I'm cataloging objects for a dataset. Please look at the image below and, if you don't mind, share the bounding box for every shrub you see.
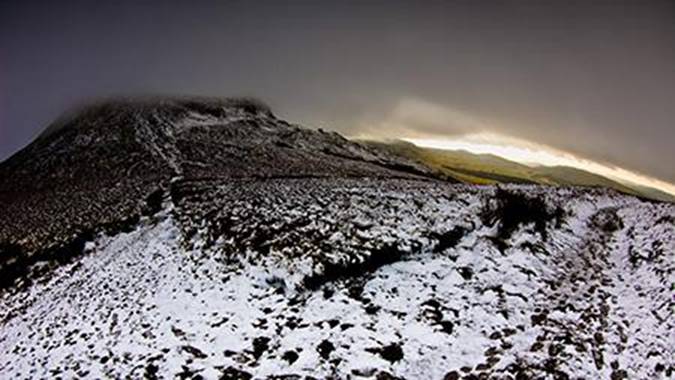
[481,188,559,241]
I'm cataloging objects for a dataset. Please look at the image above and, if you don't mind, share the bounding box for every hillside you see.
[0,98,673,379]
[0,98,434,288]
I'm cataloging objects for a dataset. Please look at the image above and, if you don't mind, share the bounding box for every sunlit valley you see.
[361,135,675,202]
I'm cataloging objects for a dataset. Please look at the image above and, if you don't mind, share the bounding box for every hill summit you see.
[0,97,433,285]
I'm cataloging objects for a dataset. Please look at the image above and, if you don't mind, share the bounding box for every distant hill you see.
[364,140,675,203]
[628,184,675,203]
[530,166,638,195]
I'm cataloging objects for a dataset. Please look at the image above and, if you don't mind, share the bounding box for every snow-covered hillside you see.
[0,97,432,283]
[1,179,672,379]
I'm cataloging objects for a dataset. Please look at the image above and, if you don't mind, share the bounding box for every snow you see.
[0,180,673,379]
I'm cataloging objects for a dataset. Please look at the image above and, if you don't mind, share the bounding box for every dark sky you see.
[1,0,674,182]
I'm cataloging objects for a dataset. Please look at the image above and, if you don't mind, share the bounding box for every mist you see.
[1,0,674,182]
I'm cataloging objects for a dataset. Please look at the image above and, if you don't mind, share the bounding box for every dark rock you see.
[610,369,628,380]
[316,340,335,360]
[252,336,271,359]
[431,226,466,253]
[375,371,405,380]
[351,368,377,377]
[365,304,381,315]
[439,320,454,334]
[144,363,159,380]
[220,366,253,380]
[548,343,563,357]
[367,342,404,363]
[144,188,164,216]
[530,312,547,326]
[181,345,207,359]
[457,267,473,281]
[282,350,299,365]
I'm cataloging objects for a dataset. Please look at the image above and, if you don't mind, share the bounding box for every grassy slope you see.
[364,140,674,203]
[628,184,675,203]
[530,166,637,195]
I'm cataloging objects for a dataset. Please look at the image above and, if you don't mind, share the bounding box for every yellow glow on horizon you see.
[404,133,675,197]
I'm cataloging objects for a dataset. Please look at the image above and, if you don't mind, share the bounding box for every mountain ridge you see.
[363,140,674,202]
